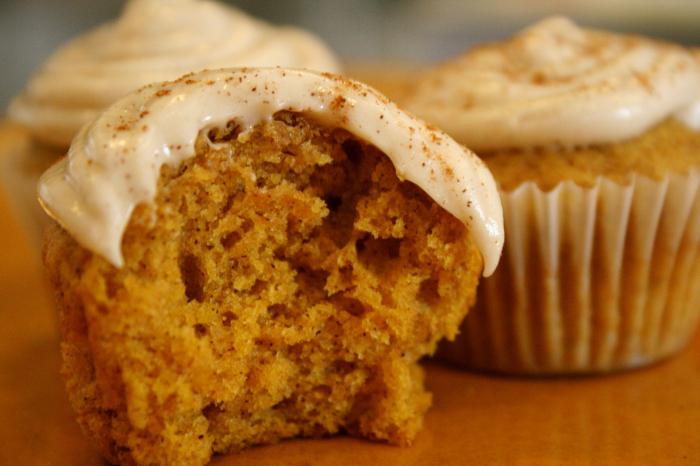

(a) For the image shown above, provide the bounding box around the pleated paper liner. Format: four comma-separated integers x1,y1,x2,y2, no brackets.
439,169,700,374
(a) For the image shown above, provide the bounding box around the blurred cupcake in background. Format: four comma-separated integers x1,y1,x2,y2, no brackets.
9,0,339,148
2,0,339,245
406,17,700,374
345,61,421,104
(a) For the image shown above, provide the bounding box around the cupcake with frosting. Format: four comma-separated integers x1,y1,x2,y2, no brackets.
2,0,339,244
40,67,503,465
406,17,700,374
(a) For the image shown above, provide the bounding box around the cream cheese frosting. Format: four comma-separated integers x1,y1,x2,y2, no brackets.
677,49,700,130
38,68,504,275
405,17,700,151
9,0,339,148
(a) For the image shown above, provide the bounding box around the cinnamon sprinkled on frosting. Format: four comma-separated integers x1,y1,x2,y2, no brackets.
38,68,504,275
406,17,700,151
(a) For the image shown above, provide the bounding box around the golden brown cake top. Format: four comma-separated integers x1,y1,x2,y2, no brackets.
483,118,700,190
38,68,504,275
406,17,700,151
8,0,339,148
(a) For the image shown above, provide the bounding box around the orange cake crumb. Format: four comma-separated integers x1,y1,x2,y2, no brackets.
44,112,482,466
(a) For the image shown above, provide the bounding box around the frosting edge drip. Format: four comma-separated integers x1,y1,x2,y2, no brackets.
38,68,505,276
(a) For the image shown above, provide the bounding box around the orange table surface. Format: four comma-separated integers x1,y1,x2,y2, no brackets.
1,161,699,466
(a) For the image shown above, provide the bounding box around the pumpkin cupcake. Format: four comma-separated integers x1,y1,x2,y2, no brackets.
39,68,503,465
406,17,700,374
3,0,339,245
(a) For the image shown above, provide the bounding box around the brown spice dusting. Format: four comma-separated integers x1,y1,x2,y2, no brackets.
155,89,171,97
330,96,347,111
443,166,455,180
424,122,439,132
633,71,654,93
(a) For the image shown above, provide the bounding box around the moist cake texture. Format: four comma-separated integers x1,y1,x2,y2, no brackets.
44,112,481,465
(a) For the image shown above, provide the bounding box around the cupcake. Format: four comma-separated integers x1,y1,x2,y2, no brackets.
406,17,700,374
40,68,503,465
4,0,339,245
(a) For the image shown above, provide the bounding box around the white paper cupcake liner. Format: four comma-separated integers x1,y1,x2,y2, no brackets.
439,169,700,373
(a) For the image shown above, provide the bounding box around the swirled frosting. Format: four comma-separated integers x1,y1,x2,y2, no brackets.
406,17,700,151
38,68,503,276
9,0,339,148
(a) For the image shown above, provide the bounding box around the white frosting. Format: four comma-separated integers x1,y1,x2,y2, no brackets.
678,49,700,130
9,0,339,148
406,17,700,151
38,68,504,275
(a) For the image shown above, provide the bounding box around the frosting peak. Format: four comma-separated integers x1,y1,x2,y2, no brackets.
38,68,504,276
9,0,339,147
406,16,700,151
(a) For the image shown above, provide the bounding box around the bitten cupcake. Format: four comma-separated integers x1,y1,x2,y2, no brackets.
406,17,700,374
40,68,503,465
3,0,339,244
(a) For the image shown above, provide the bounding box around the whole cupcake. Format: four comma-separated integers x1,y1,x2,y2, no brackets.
406,17,700,374
39,68,503,465
3,0,339,244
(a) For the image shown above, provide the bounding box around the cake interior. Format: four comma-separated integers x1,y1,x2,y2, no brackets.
44,112,481,465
